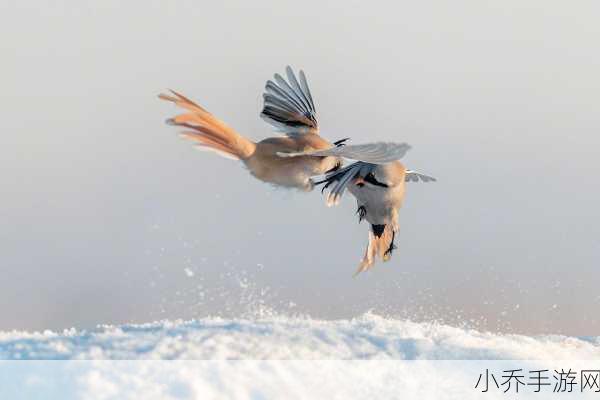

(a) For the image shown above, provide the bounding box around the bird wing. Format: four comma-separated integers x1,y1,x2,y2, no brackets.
277,142,411,164
315,162,375,206
260,66,318,136
405,170,437,182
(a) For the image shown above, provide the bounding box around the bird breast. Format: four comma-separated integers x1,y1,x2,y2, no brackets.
348,164,406,225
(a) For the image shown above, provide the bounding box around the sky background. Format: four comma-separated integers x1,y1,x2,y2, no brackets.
1,0,599,335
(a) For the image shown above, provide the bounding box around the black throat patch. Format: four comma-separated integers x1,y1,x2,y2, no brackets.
371,224,386,238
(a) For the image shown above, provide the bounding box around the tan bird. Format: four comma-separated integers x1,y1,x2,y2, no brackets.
159,66,350,191
285,146,436,274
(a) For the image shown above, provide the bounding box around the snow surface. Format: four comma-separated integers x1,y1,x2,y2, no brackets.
1,313,598,360
2,314,600,399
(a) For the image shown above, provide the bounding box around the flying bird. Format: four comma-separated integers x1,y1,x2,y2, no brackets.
160,67,350,191
160,66,435,273
286,145,436,274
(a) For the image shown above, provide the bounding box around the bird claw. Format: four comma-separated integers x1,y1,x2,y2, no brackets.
356,206,366,223
333,137,350,147
383,231,397,259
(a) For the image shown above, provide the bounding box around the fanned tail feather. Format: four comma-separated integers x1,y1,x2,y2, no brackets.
159,90,256,160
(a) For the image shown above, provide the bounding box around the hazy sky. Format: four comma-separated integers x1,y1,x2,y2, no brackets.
1,0,599,335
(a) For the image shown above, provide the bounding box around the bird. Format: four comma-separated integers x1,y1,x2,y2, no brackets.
159,66,350,192
160,66,435,274
285,144,436,274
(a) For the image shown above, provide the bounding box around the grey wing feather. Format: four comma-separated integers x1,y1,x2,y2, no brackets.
273,74,307,112
260,66,318,136
285,66,312,114
326,165,359,206
278,142,411,164
262,94,299,115
405,170,437,182
265,80,306,112
316,162,375,206
298,70,315,111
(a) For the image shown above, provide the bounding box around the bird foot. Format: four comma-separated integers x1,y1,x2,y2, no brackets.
333,138,350,147
356,206,366,223
383,231,397,259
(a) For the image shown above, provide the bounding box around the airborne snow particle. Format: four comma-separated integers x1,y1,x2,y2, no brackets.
184,268,194,277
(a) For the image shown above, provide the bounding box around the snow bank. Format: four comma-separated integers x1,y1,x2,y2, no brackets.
2,314,599,399
1,313,598,360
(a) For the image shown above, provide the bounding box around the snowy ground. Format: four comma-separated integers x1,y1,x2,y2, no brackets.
1,313,599,399
1,313,598,360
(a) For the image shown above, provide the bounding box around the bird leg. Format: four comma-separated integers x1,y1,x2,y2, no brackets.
356,206,366,223
383,231,397,258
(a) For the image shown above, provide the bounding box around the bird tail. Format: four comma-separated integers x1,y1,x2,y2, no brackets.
159,90,256,160
355,224,397,275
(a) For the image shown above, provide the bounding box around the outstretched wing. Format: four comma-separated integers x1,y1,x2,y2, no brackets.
277,142,411,164
260,66,318,136
315,162,375,206
405,170,437,182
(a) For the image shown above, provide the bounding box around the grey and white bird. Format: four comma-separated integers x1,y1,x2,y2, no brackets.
286,144,436,274
160,66,350,191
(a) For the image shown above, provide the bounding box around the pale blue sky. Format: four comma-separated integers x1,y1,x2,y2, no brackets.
1,0,599,334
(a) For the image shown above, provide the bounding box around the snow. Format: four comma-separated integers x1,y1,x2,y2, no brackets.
1,313,599,399
1,312,598,360
183,268,194,277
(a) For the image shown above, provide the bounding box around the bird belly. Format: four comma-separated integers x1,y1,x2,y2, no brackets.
245,154,336,191
349,184,404,226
